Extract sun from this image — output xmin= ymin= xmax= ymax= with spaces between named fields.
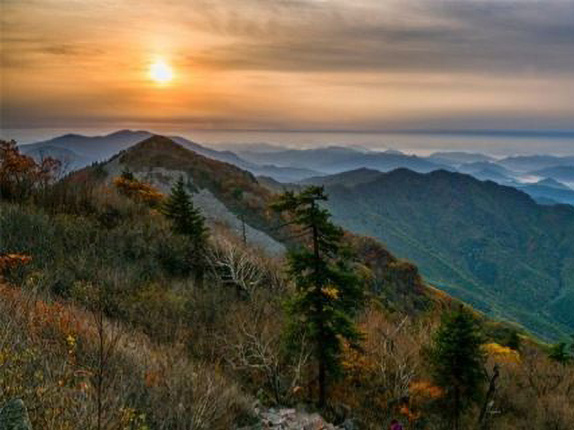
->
xmin=149 ymin=59 xmax=174 ymax=85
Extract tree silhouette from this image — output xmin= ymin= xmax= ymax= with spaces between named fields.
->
xmin=272 ymin=186 xmax=363 ymax=407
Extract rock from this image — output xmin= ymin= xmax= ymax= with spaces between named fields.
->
xmin=340 ymin=419 xmax=356 ymax=430
xmin=240 ymin=406 xmax=348 ymax=430
xmin=0 ymin=399 xmax=33 ymax=430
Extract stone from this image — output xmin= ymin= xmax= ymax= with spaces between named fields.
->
xmin=241 ymin=405 xmax=350 ymax=430
xmin=0 ymin=399 xmax=33 ymax=430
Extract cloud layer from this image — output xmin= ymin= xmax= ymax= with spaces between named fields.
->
xmin=2 ymin=0 xmax=574 ymax=130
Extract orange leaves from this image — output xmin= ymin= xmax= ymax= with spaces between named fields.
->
xmin=113 ymin=176 xmax=164 ymax=207
xmin=0 ymin=253 xmax=32 ymax=283
xmin=409 ymin=380 xmax=444 ymax=400
xmin=0 ymin=139 xmax=61 ymax=199
xmin=0 ymin=253 xmax=32 ymax=273
xmin=27 ymin=297 xmax=81 ymax=348
xmin=144 ymin=369 xmax=162 ymax=388
xmin=399 ymin=404 xmax=421 ymax=422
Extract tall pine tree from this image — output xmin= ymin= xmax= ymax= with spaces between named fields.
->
xmin=272 ymin=186 xmax=363 ymax=407
xmin=428 ymin=305 xmax=486 ymax=430
xmin=163 ymin=177 xmax=208 ymax=284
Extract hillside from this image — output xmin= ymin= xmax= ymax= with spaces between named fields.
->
xmin=67 ymin=135 xmax=434 ymax=312
xmin=2 ymin=137 xmax=574 ymax=429
xmin=300 ymin=168 xmax=383 ymax=187
xmin=309 ymin=168 xmax=574 ymax=340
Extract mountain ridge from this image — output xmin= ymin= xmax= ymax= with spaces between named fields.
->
xmin=311 ymin=167 xmax=574 ymax=339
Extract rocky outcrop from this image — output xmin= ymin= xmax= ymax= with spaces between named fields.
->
xmin=239 ymin=407 xmax=355 ymax=430
xmin=0 ymin=399 xmax=33 ymax=430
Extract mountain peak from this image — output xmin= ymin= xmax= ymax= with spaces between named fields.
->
xmin=536 ymin=178 xmax=572 ymax=190
xmin=107 ymin=129 xmax=150 ymax=137
xmin=382 ymin=149 xmax=404 ymax=156
xmin=125 ymin=134 xmax=186 ymax=155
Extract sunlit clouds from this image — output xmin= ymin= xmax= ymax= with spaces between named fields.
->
xmin=2 ymin=0 xmax=574 ymax=131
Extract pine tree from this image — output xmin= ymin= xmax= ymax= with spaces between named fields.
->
xmin=163 ymin=177 xmax=208 ymax=284
xmin=272 ymin=186 xmax=363 ymax=407
xmin=428 ymin=305 xmax=486 ymax=430
xmin=120 ymin=167 xmax=134 ymax=181
xmin=549 ymin=342 xmax=573 ymax=364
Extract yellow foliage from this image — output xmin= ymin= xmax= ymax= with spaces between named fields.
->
xmin=113 ymin=176 xmax=164 ymax=207
xmin=483 ymin=342 xmax=521 ymax=364
xmin=321 ymin=286 xmax=340 ymax=300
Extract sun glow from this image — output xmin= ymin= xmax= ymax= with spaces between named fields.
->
xmin=149 ymin=59 xmax=174 ymax=84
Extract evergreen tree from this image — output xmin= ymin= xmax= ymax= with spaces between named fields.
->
xmin=505 ymin=330 xmax=521 ymax=351
xmin=163 ymin=177 xmax=208 ymax=284
xmin=120 ymin=167 xmax=134 ymax=181
xmin=272 ymin=186 xmax=363 ymax=407
xmin=428 ymin=306 xmax=486 ymax=430
xmin=548 ymin=342 xmax=573 ymax=364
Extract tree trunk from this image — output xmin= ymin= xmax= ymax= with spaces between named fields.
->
xmin=311 ymin=200 xmax=327 ymax=408
xmin=478 ymin=365 xmax=499 ymax=429
xmin=241 ymin=213 xmax=247 ymax=245
xmin=453 ymin=385 xmax=460 ymax=430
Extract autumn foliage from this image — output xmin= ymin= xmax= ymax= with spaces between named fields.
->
xmin=0 ymin=139 xmax=61 ymax=200
xmin=1 ymin=136 xmax=574 ymax=430
xmin=113 ymin=176 xmax=164 ymax=207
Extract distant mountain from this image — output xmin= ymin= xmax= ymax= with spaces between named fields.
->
xmin=23 ymin=130 xmax=152 ymax=161
xmin=240 ymin=146 xmax=448 ymax=174
xmin=219 ymin=142 xmax=291 ymax=153
xmin=456 ymin=162 xmax=517 ymax=185
xmin=535 ymin=178 xmax=571 ymax=191
xmin=382 ymin=149 xmax=405 ymax=156
xmin=468 ymin=168 xmax=516 ymax=185
xmin=301 ymin=168 xmax=383 ymax=187
xmin=518 ymin=182 xmax=574 ymax=206
xmin=326 ymin=152 xmax=448 ymax=174
xmin=23 ymin=145 xmax=90 ymax=173
xmin=238 ymin=146 xmax=363 ymax=170
xmin=530 ymin=166 xmax=574 ymax=183
xmin=316 ymin=168 xmax=574 ymax=340
xmin=498 ymin=155 xmax=574 ymax=173
xmin=458 ymin=161 xmax=511 ymax=176
xmin=428 ymin=151 xmax=496 ymax=166
xmin=21 ymin=130 xmax=320 ymax=183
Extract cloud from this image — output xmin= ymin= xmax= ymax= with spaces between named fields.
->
xmin=2 ymin=0 xmax=574 ymax=131
xmin=192 ymin=0 xmax=574 ymax=76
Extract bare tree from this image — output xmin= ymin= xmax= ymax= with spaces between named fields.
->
xmin=91 ymin=287 xmax=122 ymax=430
xmin=208 ymin=235 xmax=284 ymax=297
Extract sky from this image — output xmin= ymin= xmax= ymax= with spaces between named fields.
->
xmin=2 ymin=0 xmax=574 ymax=134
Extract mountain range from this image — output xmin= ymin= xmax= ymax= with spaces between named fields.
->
xmin=305 ymin=168 xmax=574 ymax=339
xmin=22 ymin=130 xmax=574 ymax=195
xmin=21 ymin=130 xmax=322 ymax=182
xmin=18 ymin=130 xmax=574 ymax=339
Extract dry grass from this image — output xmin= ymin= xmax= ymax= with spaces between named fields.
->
xmin=0 ymin=282 xmax=251 ymax=430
